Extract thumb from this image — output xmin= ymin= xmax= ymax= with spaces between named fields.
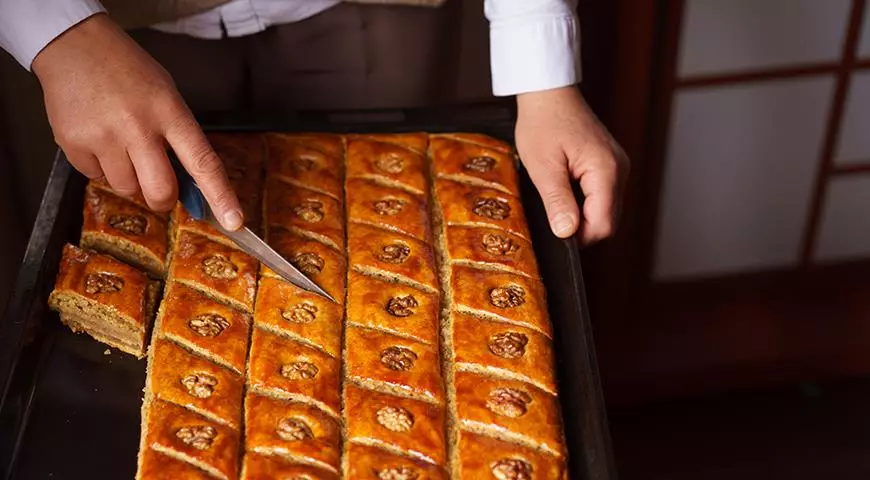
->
xmin=524 ymin=154 xmax=581 ymax=239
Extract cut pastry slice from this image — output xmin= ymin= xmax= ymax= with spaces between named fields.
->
xmin=455 ymin=430 xmax=567 ymax=480
xmin=155 ymin=282 xmax=252 ymax=374
xmin=253 ymin=276 xmax=343 ymax=358
xmin=344 ymin=384 xmax=446 ymax=466
xmin=348 ymin=223 xmax=438 ymax=293
xmin=454 ymin=372 xmax=565 ymax=457
xmin=433 ymin=179 xmax=530 ymax=240
xmin=80 ymin=182 xmax=170 ymax=277
xmin=450 ymin=266 xmax=552 ymax=338
xmin=143 ymin=399 xmax=240 ymax=480
xmin=146 ymin=338 xmax=244 ymax=429
xmin=208 ymin=132 xmax=265 ymax=231
xmin=345 ymin=178 xmax=431 ymax=242
xmin=347 ymin=132 xmax=428 ymax=155
xmin=244 ymin=393 xmax=341 ymax=473
xmin=451 ymin=311 xmax=558 ymax=395
xmin=346 ymin=270 xmax=440 ymax=345
xmin=167 ymin=230 xmax=259 ymax=312
xmin=442 ymin=226 xmax=540 ymax=279
xmin=345 ymin=443 xmax=447 ymax=480
xmin=264 ymin=177 xmax=345 ymax=250
xmin=48 ymin=244 xmax=160 ymax=358
xmin=241 ymin=452 xmax=339 ymax=480
xmin=265 ymin=133 xmax=344 ymax=199
xmin=346 ymin=137 xmax=428 ymax=195
xmin=247 ymin=327 xmax=341 ymax=418
xmin=262 ymin=228 xmax=347 ymax=302
xmin=344 ymin=326 xmax=444 ymax=404
xmin=429 ymin=135 xmax=519 ymax=196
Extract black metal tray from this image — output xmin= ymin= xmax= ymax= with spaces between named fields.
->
xmin=0 ymin=111 xmax=615 ymax=480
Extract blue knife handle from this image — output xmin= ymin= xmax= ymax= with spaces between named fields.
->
xmin=170 ymin=154 xmax=206 ymax=221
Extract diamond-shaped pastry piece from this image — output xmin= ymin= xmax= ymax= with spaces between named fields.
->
xmin=156 ymin=282 xmax=252 ymax=374
xmin=247 ymin=327 xmax=341 ymax=417
xmin=454 ymin=371 xmax=565 ymax=457
xmin=344 ymin=384 xmax=446 ymax=466
xmin=451 ymin=311 xmax=557 ymax=395
xmin=241 ymin=452 xmax=339 ymax=480
xmin=48 ymin=244 xmax=160 ymax=358
xmin=345 ymin=443 xmax=447 ymax=480
xmin=81 ymin=183 xmax=170 ymax=277
xmin=347 ymin=132 xmax=428 ymax=155
xmin=347 ymin=223 xmax=437 ymax=293
xmin=346 ymin=270 xmax=439 ymax=345
xmin=443 ymin=226 xmax=540 ymax=278
xmin=346 ymin=137 xmax=428 ymax=195
xmin=144 ymin=399 xmax=240 ymax=480
xmin=252 ymin=276 xmax=343 ymax=357
xmin=265 ymin=133 xmax=343 ymax=200
xmin=168 ymin=230 xmax=259 ymax=312
xmin=456 ymin=430 xmax=566 ymax=479
xmin=147 ymin=338 xmax=244 ymax=429
xmin=450 ymin=266 xmax=551 ymax=338
xmin=264 ymin=177 xmax=345 ymax=250
xmin=345 ymin=178 xmax=431 ymax=242
xmin=262 ymin=228 xmax=347 ymax=302
xmin=433 ymin=179 xmax=529 ymax=240
xmin=244 ymin=393 xmax=341 ymax=473
xmin=429 ymin=135 xmax=519 ymax=196
xmin=344 ymin=326 xmax=444 ymax=404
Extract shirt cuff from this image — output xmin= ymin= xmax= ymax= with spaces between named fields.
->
xmin=489 ymin=14 xmax=582 ymax=96
xmin=0 ymin=0 xmax=105 ymax=70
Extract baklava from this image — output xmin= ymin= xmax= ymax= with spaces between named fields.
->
xmin=265 ymin=133 xmax=344 ymax=200
xmin=346 ymin=136 xmax=429 ymax=195
xmin=48 ymin=244 xmax=160 ymax=357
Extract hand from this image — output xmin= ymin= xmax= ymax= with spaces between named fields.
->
xmin=32 ymin=14 xmax=244 ymax=230
xmin=515 ymin=86 xmax=629 ymax=244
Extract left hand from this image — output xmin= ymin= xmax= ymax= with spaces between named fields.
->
xmin=515 ymin=86 xmax=629 ymax=245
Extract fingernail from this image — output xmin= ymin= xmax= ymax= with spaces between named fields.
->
xmin=223 ymin=210 xmax=244 ymax=231
xmin=552 ymin=213 xmax=576 ymax=237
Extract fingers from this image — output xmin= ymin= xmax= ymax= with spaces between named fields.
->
xmin=96 ymin=147 xmax=140 ymax=198
xmin=128 ymin=140 xmax=177 ymax=212
xmin=575 ymin=149 xmax=620 ymax=245
xmin=523 ymin=154 xmax=582 ymax=239
xmin=63 ymin=147 xmax=103 ymax=179
xmin=164 ymin=109 xmax=243 ymax=231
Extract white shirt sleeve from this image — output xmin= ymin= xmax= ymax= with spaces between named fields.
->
xmin=485 ymin=0 xmax=581 ymax=96
xmin=0 ymin=0 xmax=105 ymax=70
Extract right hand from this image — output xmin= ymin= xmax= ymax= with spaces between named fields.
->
xmin=32 ymin=13 xmax=244 ymax=231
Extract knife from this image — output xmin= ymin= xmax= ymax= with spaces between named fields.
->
xmin=170 ymin=156 xmax=336 ymax=303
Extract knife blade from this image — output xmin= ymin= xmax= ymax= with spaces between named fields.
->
xmin=170 ymin=156 xmax=336 ymax=302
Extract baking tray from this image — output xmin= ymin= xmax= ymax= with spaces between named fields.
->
xmin=0 ymin=110 xmax=616 ymax=480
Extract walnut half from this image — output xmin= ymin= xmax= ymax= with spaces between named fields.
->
xmin=486 ymin=387 xmax=532 ymax=418
xmin=489 ymin=285 xmax=526 ymax=309
xmin=108 ymin=214 xmax=147 ymax=235
xmin=280 ymin=361 xmax=319 ymax=380
xmin=463 ymin=155 xmax=496 ymax=173
xmin=377 ymin=243 xmax=410 ymax=264
xmin=84 ymin=272 xmax=124 ymax=294
xmin=491 ymin=458 xmax=533 ymax=480
xmin=386 ymin=295 xmax=418 ymax=317
xmin=291 ymin=252 xmax=324 ymax=276
xmin=188 ymin=313 xmax=230 ymax=337
xmin=377 ymin=467 xmax=420 ymax=480
xmin=376 ymin=405 xmax=414 ymax=432
xmin=292 ymin=200 xmax=325 ymax=223
xmin=175 ymin=425 xmax=217 ymax=450
xmin=201 ymin=255 xmax=239 ymax=279
xmin=373 ymin=198 xmax=407 ymax=216
xmin=375 ymin=154 xmax=405 ymax=174
xmin=281 ymin=302 xmax=318 ymax=324
xmin=380 ymin=346 xmax=417 ymax=371
xmin=180 ymin=372 xmax=218 ymax=399
xmin=481 ymin=233 xmax=520 ymax=256
xmin=276 ymin=417 xmax=313 ymax=441
xmin=488 ymin=332 xmax=528 ymax=359
xmin=472 ymin=197 xmax=511 ymax=220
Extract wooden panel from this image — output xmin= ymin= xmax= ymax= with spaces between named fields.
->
xmin=835 ymin=71 xmax=870 ymax=164
xmin=815 ymin=174 xmax=870 ymax=262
